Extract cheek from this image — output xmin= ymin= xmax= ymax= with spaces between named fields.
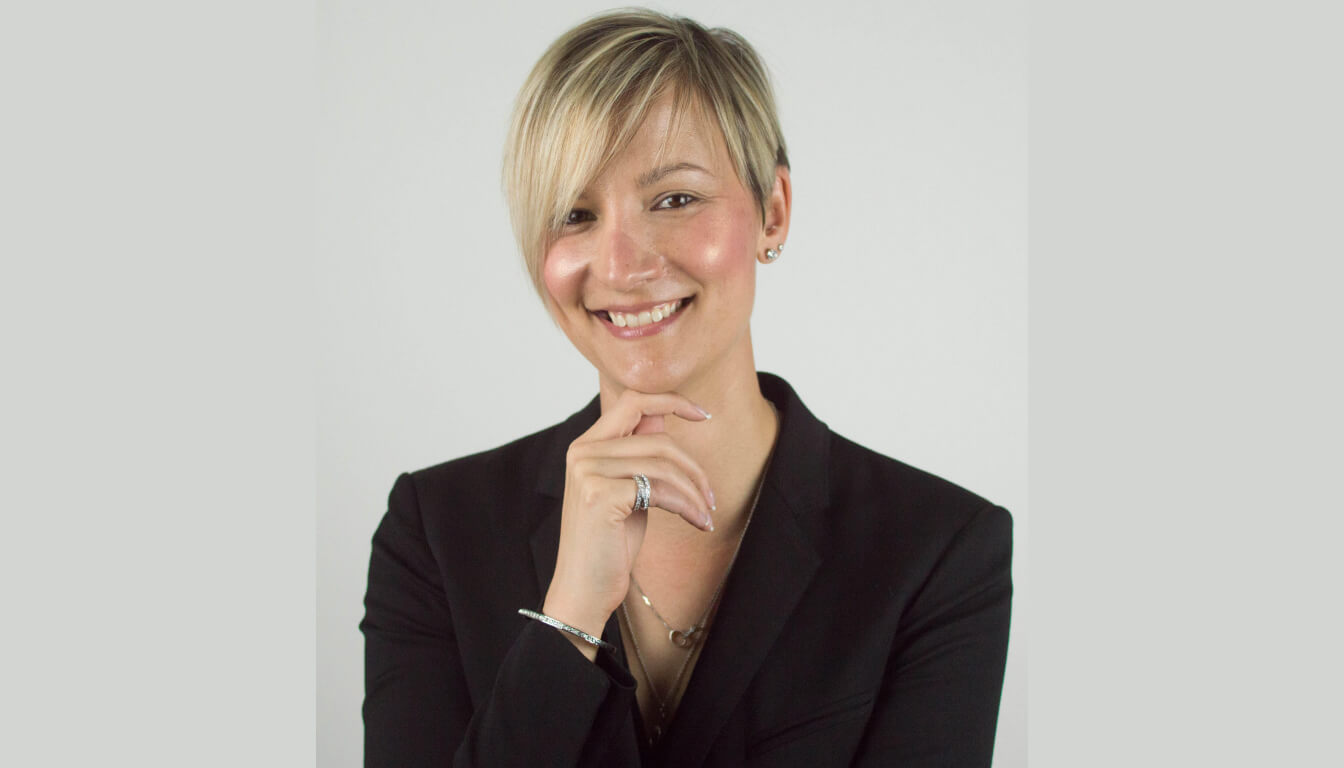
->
xmin=679 ymin=205 xmax=759 ymax=280
xmin=542 ymin=244 xmax=586 ymax=306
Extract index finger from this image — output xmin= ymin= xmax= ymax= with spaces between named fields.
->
xmin=579 ymin=390 xmax=711 ymax=442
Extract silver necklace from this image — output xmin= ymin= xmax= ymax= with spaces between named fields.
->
xmin=626 ymin=466 xmax=757 ymax=650
xmin=622 ymin=407 xmax=777 ymax=743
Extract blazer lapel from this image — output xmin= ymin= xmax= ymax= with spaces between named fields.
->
xmin=655 ymin=373 xmax=831 ymax=766
xmin=655 ymin=478 xmax=823 ymax=766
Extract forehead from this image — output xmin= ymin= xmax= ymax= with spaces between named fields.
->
xmin=601 ymin=92 xmax=730 ymax=178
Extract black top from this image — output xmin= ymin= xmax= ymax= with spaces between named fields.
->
xmin=361 ymin=372 xmax=1012 ymax=767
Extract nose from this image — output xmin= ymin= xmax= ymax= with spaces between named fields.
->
xmin=595 ymin=218 xmax=661 ymax=291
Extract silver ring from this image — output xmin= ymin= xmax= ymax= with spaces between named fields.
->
xmin=632 ymin=473 xmax=651 ymax=513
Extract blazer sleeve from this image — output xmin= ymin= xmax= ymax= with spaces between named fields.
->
xmin=360 ymin=472 xmax=637 ymax=768
xmin=852 ymin=504 xmax=1014 ymax=767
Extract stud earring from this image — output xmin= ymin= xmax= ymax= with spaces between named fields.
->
xmin=764 ymin=242 xmax=784 ymax=262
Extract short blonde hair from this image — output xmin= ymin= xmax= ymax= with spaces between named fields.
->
xmin=503 ymin=8 xmax=789 ymax=304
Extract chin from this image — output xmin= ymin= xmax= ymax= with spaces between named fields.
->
xmin=604 ymin=358 xmax=696 ymax=395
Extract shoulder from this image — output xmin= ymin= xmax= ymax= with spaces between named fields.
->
xmin=383 ymin=414 xmax=573 ymax=542
xmin=819 ymin=429 xmax=1012 ymax=575
xmin=379 ymin=403 xmax=583 ymax=540
xmin=407 ymin=423 xmax=555 ymax=500
xmin=759 ymin=370 xmax=1010 ymax=571
xmin=828 ymin=431 xmax=1003 ymax=520
xmin=376 ymin=393 xmax=596 ymax=564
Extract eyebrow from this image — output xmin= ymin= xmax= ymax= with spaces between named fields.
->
xmin=636 ymin=162 xmax=712 ymax=188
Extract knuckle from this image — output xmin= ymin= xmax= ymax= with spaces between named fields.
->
xmin=565 ymin=442 xmax=585 ymax=465
xmin=579 ymin=480 xmax=605 ymax=508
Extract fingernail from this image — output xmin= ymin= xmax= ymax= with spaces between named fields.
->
xmin=705 ymin=513 xmax=715 ymax=532
xmin=708 ymin=489 xmax=718 ymax=509
xmin=696 ymin=406 xmax=712 ymax=419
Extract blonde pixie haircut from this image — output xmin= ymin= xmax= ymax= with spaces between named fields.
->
xmin=503 ymin=8 xmax=789 ymax=305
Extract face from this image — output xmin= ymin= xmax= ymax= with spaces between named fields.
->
xmin=542 ymin=93 xmax=787 ymax=395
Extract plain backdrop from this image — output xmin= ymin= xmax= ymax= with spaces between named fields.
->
xmin=317 ymin=1 xmax=1026 ymax=765
xmin=8 ymin=2 xmax=1339 ymax=766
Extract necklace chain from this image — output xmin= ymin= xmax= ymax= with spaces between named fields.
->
xmin=621 ymin=403 xmax=778 ymax=745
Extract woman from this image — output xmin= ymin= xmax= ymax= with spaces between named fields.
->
xmin=362 ymin=9 xmax=1011 ymax=767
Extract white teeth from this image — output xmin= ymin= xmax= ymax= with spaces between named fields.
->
xmin=606 ymin=300 xmax=684 ymax=328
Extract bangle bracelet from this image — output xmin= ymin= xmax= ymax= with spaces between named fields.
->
xmin=518 ymin=608 xmax=614 ymax=653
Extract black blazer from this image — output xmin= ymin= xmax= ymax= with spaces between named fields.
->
xmin=362 ymin=373 xmax=1012 ymax=767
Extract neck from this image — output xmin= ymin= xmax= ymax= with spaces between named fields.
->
xmin=596 ymin=332 xmax=779 ymax=540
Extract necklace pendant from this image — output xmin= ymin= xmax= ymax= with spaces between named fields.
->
xmin=669 ymin=625 xmax=704 ymax=648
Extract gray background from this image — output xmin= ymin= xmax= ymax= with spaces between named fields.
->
xmin=7 ymin=1 xmax=1340 ymax=766
xmin=318 ymin=1 xmax=1026 ymax=766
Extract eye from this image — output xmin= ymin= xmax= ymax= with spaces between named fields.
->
xmin=655 ymin=193 xmax=697 ymax=210
xmin=564 ymin=208 xmax=595 ymax=227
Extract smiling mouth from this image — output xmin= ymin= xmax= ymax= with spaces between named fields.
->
xmin=594 ymin=296 xmax=693 ymax=328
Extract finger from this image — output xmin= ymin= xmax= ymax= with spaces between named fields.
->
xmin=580 ymin=390 xmax=711 ymax=441
xmin=589 ymin=455 xmax=712 ymax=525
xmin=633 ymin=414 xmax=664 ymax=435
xmin=643 ymin=475 xmax=715 ymax=532
xmin=647 ymin=478 xmax=715 ymax=532
xmin=571 ymin=434 xmax=715 ymax=510
xmin=587 ymin=466 xmax=713 ymax=532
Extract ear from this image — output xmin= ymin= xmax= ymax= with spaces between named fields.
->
xmin=757 ymin=165 xmax=792 ymax=264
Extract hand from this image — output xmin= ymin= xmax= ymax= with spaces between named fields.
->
xmin=542 ymin=389 xmax=716 ymax=654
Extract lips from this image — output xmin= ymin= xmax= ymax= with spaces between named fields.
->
xmin=601 ymin=298 xmax=684 ymax=328
xmin=591 ymin=296 xmax=693 ymax=337
xmin=591 ymin=295 xmax=693 ymax=323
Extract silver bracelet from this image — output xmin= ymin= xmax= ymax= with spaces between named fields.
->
xmin=517 ymin=608 xmax=614 ymax=653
